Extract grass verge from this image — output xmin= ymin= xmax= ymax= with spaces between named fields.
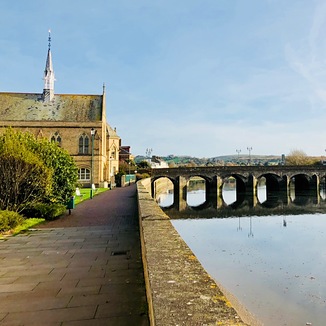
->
xmin=0 ymin=218 xmax=45 ymax=240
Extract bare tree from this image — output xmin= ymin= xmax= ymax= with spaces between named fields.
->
xmin=0 ymin=156 xmax=52 ymax=212
xmin=285 ymin=150 xmax=315 ymax=165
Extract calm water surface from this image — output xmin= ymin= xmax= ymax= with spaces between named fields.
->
xmin=159 ymin=189 xmax=326 ymax=325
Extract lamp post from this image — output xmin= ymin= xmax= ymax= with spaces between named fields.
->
xmin=236 ymin=149 xmax=241 ymax=165
xmin=247 ymin=146 xmax=252 ymax=165
xmin=90 ymin=128 xmax=95 ymax=199
xmin=109 ymin=157 xmax=113 ymax=189
xmin=128 ymin=161 xmax=131 ymax=186
xmin=146 ymin=148 xmax=153 ymax=164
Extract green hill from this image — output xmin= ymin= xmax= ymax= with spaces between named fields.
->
xmin=135 ymin=154 xmax=283 ymax=167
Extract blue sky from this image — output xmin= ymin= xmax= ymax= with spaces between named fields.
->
xmin=1 ymin=0 xmax=326 ymax=158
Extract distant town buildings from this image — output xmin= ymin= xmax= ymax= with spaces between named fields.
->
xmin=0 ymin=32 xmax=121 ymax=188
xmin=119 ymin=146 xmax=134 ymax=162
xmin=149 ymin=156 xmax=169 ymax=168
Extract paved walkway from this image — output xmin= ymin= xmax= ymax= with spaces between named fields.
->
xmin=0 ymin=185 xmax=149 ymax=325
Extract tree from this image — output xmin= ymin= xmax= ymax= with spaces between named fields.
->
xmin=168 ymin=161 xmax=177 ymax=168
xmin=137 ymin=160 xmax=151 ymax=169
xmin=285 ymin=150 xmax=315 ymax=165
xmin=0 ymin=130 xmax=52 ymax=212
xmin=30 ymin=138 xmax=78 ymax=203
xmin=0 ymin=128 xmax=78 ymax=212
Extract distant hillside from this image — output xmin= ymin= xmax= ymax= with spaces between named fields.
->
xmin=135 ymin=154 xmax=283 ymax=166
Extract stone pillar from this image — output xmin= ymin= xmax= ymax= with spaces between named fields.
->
xmin=174 ymin=176 xmax=187 ymax=211
xmin=279 ymin=175 xmax=290 ymax=205
xmin=217 ymin=176 xmax=223 ymax=208
xmin=207 ymin=176 xmax=223 ymax=208
xmin=245 ymin=175 xmax=257 ymax=207
xmin=310 ymin=175 xmax=320 ymax=204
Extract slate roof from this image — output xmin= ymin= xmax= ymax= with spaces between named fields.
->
xmin=107 ymin=124 xmax=119 ymax=138
xmin=0 ymin=92 xmax=103 ymax=122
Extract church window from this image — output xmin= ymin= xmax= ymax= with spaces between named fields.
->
xmin=78 ymin=168 xmax=90 ymax=181
xmin=79 ymin=134 xmax=89 ymax=154
xmin=51 ymin=132 xmax=62 ymax=146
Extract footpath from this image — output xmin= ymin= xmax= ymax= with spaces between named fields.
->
xmin=0 ymin=185 xmax=149 ymax=325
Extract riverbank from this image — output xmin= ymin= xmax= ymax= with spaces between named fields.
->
xmin=137 ymin=178 xmax=261 ymax=325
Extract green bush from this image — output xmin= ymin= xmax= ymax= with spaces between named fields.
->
xmin=23 ymin=203 xmax=66 ymax=221
xmin=0 ymin=128 xmax=78 ymax=212
xmin=136 ymin=173 xmax=150 ymax=180
xmin=0 ymin=210 xmax=24 ymax=232
xmin=115 ymin=172 xmax=123 ymax=187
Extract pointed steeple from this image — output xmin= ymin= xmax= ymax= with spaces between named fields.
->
xmin=43 ymin=30 xmax=55 ymax=102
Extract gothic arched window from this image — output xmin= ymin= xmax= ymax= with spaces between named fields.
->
xmin=79 ymin=134 xmax=89 ymax=154
xmin=51 ymin=132 xmax=62 ymax=146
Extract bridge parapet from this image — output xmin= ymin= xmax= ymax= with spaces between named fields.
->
xmin=152 ymin=165 xmax=326 ymax=179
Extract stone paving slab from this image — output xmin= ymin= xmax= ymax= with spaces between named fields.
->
xmin=0 ymin=186 xmax=149 ymax=325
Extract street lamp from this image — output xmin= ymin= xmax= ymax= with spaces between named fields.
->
xmin=236 ymin=149 xmax=241 ymax=165
xmin=128 ymin=161 xmax=131 ymax=186
xmin=109 ymin=157 xmax=114 ymax=189
xmin=146 ymin=148 xmax=153 ymax=163
xmin=90 ymin=128 xmax=95 ymax=199
xmin=247 ymin=147 xmax=252 ymax=165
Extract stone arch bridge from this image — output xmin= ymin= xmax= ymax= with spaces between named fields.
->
xmin=151 ymin=165 xmax=326 ymax=210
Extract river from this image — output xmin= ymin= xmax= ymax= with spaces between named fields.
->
xmin=157 ymin=185 xmax=326 ymax=326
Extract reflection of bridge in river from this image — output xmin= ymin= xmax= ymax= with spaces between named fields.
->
xmin=163 ymin=192 xmax=326 ymax=220
xmin=151 ymin=165 xmax=326 ymax=214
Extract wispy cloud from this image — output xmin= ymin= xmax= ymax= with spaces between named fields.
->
xmin=285 ymin=1 xmax=326 ymax=109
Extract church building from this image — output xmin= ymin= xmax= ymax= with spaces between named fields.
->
xmin=0 ymin=32 xmax=120 ymax=188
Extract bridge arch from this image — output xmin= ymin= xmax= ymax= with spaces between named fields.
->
xmin=289 ymin=173 xmax=315 ymax=195
xmin=320 ymin=176 xmax=326 ymax=199
xmin=219 ymin=174 xmax=247 ymax=207
xmin=152 ymin=174 xmax=215 ymax=210
xmin=258 ymin=173 xmax=282 ymax=192
xmin=288 ymin=173 xmax=319 ymax=206
xmin=256 ymin=173 xmax=286 ymax=207
xmin=186 ymin=175 xmax=209 ymax=208
xmin=151 ymin=176 xmax=175 ymax=208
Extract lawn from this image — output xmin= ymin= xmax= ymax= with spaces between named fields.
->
xmin=74 ymin=187 xmax=109 ymax=205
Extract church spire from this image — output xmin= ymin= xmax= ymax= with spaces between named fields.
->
xmin=43 ymin=30 xmax=55 ymax=102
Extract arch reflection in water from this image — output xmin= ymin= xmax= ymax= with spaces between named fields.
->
xmin=155 ymin=179 xmax=268 ymax=208
xmin=154 ymin=177 xmax=174 ymax=208
xmin=155 ymin=177 xmax=324 ymax=214
xmin=155 ymin=176 xmax=208 ymax=209
xmin=186 ymin=177 xmax=206 ymax=207
xmin=162 ymin=187 xmax=326 ymax=220
xmin=222 ymin=179 xmax=268 ymax=206
xmin=221 ymin=177 xmax=236 ymax=205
